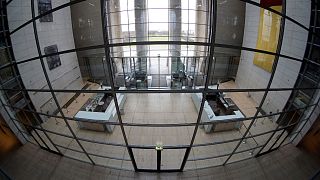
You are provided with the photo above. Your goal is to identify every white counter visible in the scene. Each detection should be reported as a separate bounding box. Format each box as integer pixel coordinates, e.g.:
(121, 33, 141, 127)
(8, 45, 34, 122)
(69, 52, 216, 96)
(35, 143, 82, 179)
(191, 92, 244, 133)
(74, 87, 127, 133)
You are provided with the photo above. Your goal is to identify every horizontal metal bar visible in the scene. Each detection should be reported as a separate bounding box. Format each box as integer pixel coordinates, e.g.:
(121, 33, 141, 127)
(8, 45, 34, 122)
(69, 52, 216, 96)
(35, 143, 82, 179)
(55, 144, 131, 161)
(6, 0, 318, 42)
(192, 122, 301, 148)
(10, 107, 302, 151)
(64, 154, 133, 171)
(77, 137, 127, 147)
(6, 100, 316, 128)
(6, 102, 315, 129)
(1, 86, 320, 94)
(188, 145, 263, 161)
(10, 118, 128, 148)
(9, 0, 86, 35)
(1, 39, 319, 72)
(241, 0, 320, 39)
(128, 144, 189, 150)
(55, 143, 84, 153)
(106, 7, 209, 15)
(235, 145, 263, 154)
(88, 153, 131, 161)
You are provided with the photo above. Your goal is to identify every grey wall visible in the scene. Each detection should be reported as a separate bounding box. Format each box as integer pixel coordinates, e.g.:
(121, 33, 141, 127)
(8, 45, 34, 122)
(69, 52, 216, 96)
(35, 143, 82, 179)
(236, 0, 311, 117)
(71, 0, 123, 82)
(215, 0, 246, 56)
(70, 0, 104, 81)
(7, 0, 83, 119)
(208, 0, 246, 83)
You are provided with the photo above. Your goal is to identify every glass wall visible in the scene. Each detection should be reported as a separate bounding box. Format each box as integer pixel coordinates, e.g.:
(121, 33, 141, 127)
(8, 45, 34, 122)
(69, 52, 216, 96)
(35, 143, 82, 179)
(0, 0, 319, 172)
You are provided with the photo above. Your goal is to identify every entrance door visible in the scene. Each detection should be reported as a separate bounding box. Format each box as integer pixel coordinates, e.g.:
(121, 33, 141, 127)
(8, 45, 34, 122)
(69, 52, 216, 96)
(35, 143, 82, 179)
(130, 146, 187, 172)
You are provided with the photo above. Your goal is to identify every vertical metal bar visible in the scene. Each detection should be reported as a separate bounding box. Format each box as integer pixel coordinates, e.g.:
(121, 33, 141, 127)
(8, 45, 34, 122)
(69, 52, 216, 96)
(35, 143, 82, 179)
(193, 57, 198, 86)
(0, 1, 28, 144)
(158, 55, 160, 87)
(285, 90, 320, 146)
(126, 0, 132, 59)
(167, 0, 170, 59)
(276, 94, 320, 149)
(133, 57, 136, 73)
(28, 128, 44, 147)
(101, 56, 109, 85)
(32, 128, 50, 149)
(279, 1, 320, 147)
(224, 0, 286, 163)
(157, 150, 161, 172)
(167, 57, 169, 74)
(180, 0, 217, 171)
(100, 0, 137, 171)
(121, 58, 126, 87)
(30, 0, 94, 164)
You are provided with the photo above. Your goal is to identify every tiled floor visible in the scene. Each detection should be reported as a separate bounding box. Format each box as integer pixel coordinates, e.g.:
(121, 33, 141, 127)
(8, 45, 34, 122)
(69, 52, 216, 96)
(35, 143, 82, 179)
(29, 81, 289, 170)
(0, 143, 319, 179)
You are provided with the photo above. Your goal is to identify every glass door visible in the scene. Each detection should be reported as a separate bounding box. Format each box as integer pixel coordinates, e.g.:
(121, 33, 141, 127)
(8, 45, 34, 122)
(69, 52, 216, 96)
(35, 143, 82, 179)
(130, 146, 187, 172)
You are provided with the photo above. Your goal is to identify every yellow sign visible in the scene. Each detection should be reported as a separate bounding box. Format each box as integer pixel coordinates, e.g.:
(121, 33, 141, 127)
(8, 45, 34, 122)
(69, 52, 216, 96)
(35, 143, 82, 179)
(253, 6, 282, 73)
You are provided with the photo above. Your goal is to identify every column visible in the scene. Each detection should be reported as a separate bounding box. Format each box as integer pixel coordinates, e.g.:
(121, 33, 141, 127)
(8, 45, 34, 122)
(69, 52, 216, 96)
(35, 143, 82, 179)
(169, 0, 183, 74)
(134, 0, 148, 73)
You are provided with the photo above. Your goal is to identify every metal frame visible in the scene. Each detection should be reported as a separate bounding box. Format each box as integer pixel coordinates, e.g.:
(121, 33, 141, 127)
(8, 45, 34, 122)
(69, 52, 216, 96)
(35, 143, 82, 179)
(100, 0, 138, 171)
(29, 0, 94, 164)
(0, 0, 319, 172)
(270, 0, 320, 150)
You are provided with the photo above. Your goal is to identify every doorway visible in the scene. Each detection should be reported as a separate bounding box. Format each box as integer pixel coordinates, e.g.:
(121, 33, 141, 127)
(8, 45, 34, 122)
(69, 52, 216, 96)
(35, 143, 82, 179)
(130, 147, 187, 172)
(298, 116, 320, 158)
(0, 114, 21, 159)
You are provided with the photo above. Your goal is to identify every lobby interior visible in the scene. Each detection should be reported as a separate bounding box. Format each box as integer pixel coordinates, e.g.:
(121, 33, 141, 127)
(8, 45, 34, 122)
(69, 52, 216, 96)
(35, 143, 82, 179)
(0, 0, 320, 178)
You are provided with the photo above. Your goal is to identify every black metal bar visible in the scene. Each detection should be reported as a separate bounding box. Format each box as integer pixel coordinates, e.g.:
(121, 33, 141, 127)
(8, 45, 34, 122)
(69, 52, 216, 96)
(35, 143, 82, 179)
(224, 0, 287, 164)
(180, 0, 217, 171)
(7, 104, 305, 151)
(32, 128, 50, 149)
(277, 1, 320, 149)
(2, 86, 320, 95)
(28, 128, 44, 148)
(157, 150, 161, 172)
(30, 0, 94, 164)
(54, 143, 131, 161)
(188, 145, 263, 162)
(100, 0, 138, 171)
(239, 0, 320, 39)
(2, 41, 320, 73)
(0, 0, 49, 150)
(5, 101, 315, 128)
(281, 94, 320, 147)
(257, 0, 319, 154)
(9, 0, 87, 35)
(121, 58, 127, 87)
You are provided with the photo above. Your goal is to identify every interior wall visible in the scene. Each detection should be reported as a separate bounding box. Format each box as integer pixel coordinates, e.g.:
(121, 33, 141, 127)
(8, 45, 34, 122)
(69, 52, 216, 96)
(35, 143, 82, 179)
(7, 0, 83, 118)
(236, 0, 311, 116)
(209, 0, 246, 83)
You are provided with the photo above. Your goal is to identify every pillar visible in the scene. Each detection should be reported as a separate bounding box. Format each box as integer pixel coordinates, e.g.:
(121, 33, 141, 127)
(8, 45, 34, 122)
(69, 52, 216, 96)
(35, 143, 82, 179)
(134, 0, 148, 73)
